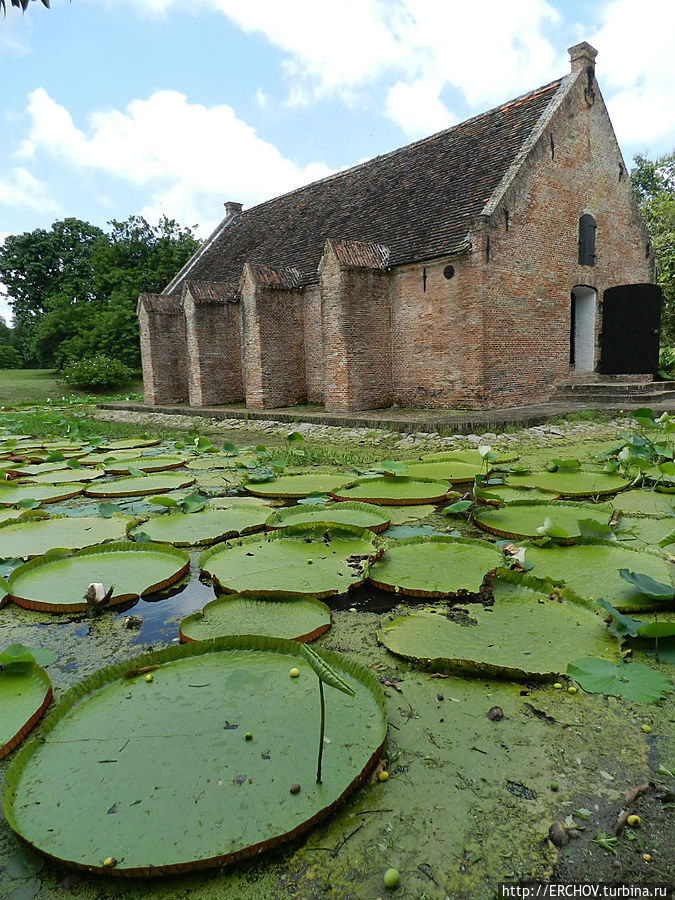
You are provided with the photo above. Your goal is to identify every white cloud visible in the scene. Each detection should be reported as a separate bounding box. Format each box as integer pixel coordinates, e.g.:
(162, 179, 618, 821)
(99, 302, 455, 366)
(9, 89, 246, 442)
(590, 0, 675, 150)
(0, 167, 57, 213)
(386, 80, 456, 138)
(19, 88, 333, 236)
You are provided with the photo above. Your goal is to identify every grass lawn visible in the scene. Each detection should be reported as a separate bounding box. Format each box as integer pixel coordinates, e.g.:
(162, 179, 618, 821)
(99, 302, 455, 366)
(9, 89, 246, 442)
(0, 368, 143, 408)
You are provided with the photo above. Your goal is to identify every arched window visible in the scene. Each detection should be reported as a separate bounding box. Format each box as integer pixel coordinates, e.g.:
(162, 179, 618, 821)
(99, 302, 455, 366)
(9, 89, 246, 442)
(578, 214, 596, 266)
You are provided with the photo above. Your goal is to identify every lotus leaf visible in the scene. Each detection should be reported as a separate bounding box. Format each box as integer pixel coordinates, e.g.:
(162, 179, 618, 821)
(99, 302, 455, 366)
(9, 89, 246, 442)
(421, 448, 519, 464)
(180, 594, 332, 642)
(199, 524, 379, 597)
(369, 535, 502, 597)
(0, 515, 133, 559)
(474, 500, 613, 542)
(377, 575, 620, 678)
(567, 657, 673, 703)
(84, 473, 196, 498)
(2, 637, 386, 875)
(0, 663, 52, 759)
(129, 504, 268, 546)
(8, 542, 190, 613)
(266, 501, 390, 533)
(523, 541, 675, 612)
(331, 476, 453, 506)
(506, 469, 632, 497)
(0, 483, 84, 506)
(104, 455, 186, 474)
(245, 473, 349, 499)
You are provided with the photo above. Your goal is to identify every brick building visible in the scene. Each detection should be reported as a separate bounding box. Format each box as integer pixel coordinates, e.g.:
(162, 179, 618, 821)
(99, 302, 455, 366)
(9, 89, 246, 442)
(138, 42, 659, 413)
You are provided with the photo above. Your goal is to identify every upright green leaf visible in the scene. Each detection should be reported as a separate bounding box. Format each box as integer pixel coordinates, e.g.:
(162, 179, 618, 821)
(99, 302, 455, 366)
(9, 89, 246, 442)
(300, 644, 356, 697)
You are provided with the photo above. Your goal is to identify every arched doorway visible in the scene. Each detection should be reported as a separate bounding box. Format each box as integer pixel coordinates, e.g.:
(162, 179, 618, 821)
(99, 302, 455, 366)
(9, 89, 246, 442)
(570, 285, 597, 372)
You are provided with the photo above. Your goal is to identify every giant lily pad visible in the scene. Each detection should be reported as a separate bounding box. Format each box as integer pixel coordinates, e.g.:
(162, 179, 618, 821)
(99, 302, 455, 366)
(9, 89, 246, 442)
(266, 501, 390, 533)
(522, 541, 675, 612)
(129, 504, 268, 546)
(199, 525, 379, 598)
(474, 500, 614, 542)
(0, 483, 84, 506)
(615, 516, 675, 552)
(3, 637, 386, 876)
(8, 542, 190, 613)
(506, 469, 632, 497)
(84, 473, 196, 498)
(78, 448, 151, 466)
(405, 459, 484, 483)
(331, 476, 453, 506)
(0, 663, 52, 759)
(180, 594, 332, 643)
(377, 574, 620, 678)
(0, 515, 133, 559)
(614, 489, 675, 517)
(104, 455, 186, 474)
(420, 448, 519, 464)
(16, 468, 103, 484)
(477, 485, 560, 503)
(369, 535, 502, 597)
(99, 438, 161, 450)
(245, 473, 348, 499)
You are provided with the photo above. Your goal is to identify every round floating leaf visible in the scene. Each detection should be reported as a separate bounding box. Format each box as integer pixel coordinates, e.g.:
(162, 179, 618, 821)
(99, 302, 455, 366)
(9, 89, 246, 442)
(474, 500, 613, 542)
(180, 594, 332, 643)
(98, 438, 161, 451)
(615, 515, 675, 551)
(11, 461, 70, 476)
(0, 644, 58, 667)
(78, 448, 150, 466)
(3, 636, 386, 876)
(104, 455, 187, 474)
(388, 505, 438, 524)
(614, 489, 675, 517)
(567, 657, 674, 703)
(199, 524, 379, 598)
(266, 501, 390, 533)
(0, 663, 52, 759)
(0, 483, 84, 506)
(478, 485, 560, 503)
(84, 472, 196, 498)
(0, 514, 133, 559)
(0, 508, 23, 525)
(17, 468, 102, 484)
(245, 473, 348, 499)
(186, 454, 254, 470)
(369, 535, 502, 597)
(523, 541, 675, 612)
(506, 469, 632, 497)
(129, 504, 268, 546)
(331, 476, 453, 506)
(377, 574, 620, 678)
(404, 459, 484, 483)
(8, 542, 190, 613)
(420, 448, 519, 464)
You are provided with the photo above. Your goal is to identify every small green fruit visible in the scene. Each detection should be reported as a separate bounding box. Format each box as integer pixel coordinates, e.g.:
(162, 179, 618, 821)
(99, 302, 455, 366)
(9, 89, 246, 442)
(103, 857, 117, 868)
(245, 732, 253, 741)
(553, 682, 563, 690)
(289, 667, 300, 678)
(567, 686, 578, 695)
(627, 814, 641, 828)
(145, 673, 153, 683)
(550, 781, 559, 792)
(378, 770, 389, 782)
(641, 724, 652, 734)
(383, 868, 400, 889)
(307, 559, 313, 564)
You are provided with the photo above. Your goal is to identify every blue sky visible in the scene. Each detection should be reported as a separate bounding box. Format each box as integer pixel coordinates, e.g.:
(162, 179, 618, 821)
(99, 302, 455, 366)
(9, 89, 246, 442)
(1, 0, 674, 324)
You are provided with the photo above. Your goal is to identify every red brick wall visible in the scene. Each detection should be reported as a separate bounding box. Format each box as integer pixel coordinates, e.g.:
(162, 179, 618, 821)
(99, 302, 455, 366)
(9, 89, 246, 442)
(303, 284, 324, 404)
(241, 268, 307, 409)
(184, 292, 245, 406)
(321, 243, 393, 412)
(138, 299, 189, 404)
(390, 255, 486, 407)
(480, 71, 655, 406)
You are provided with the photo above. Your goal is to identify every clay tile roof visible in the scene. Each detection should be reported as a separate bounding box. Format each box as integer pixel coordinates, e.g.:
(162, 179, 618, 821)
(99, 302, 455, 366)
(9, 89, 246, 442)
(183, 280, 239, 303)
(246, 264, 304, 289)
(332, 239, 390, 269)
(137, 293, 182, 314)
(166, 77, 564, 296)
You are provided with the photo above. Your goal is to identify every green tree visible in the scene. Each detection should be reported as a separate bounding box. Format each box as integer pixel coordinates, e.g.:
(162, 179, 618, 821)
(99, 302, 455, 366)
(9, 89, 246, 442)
(0, 0, 49, 12)
(631, 151, 675, 344)
(0, 345, 23, 369)
(0, 215, 199, 369)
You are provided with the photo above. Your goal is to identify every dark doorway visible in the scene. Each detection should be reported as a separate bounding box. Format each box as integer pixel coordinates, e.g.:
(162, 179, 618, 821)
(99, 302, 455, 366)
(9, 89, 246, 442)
(599, 284, 662, 374)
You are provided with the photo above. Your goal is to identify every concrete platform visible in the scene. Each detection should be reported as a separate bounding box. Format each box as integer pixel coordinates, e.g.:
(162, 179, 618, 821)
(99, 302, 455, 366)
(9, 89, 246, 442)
(97, 395, 675, 436)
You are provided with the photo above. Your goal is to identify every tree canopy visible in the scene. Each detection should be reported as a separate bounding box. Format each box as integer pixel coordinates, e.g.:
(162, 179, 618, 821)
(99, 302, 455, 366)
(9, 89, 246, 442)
(631, 151, 675, 345)
(0, 216, 200, 369)
(0, 0, 49, 13)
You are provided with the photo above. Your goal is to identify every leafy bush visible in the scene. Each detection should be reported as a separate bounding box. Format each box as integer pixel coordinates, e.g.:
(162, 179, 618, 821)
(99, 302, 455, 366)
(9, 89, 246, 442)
(0, 345, 23, 368)
(60, 355, 134, 390)
(658, 346, 675, 379)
